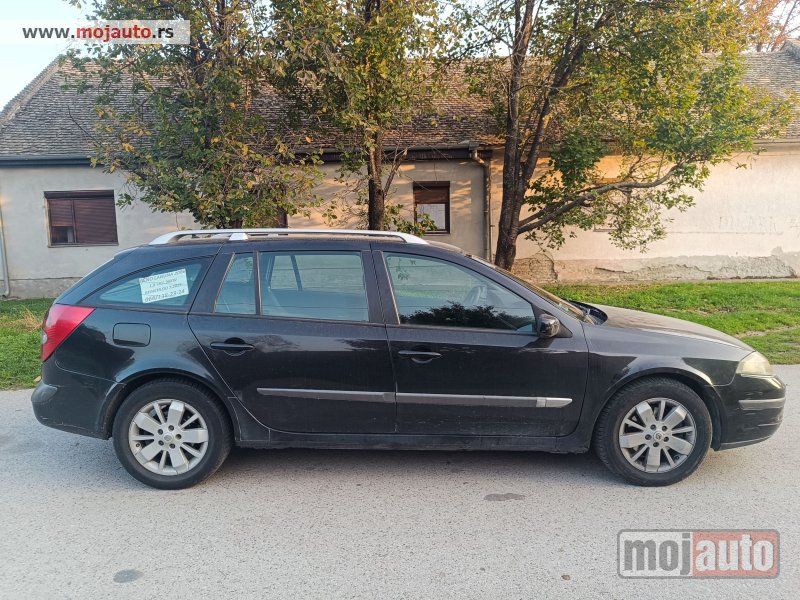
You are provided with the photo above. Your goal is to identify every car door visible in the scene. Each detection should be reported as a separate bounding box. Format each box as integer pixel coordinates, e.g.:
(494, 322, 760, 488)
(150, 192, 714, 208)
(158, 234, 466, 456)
(374, 246, 589, 437)
(189, 241, 396, 434)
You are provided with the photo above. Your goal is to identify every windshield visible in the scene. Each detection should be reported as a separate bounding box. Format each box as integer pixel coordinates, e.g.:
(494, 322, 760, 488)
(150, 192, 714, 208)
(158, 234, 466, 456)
(468, 256, 587, 320)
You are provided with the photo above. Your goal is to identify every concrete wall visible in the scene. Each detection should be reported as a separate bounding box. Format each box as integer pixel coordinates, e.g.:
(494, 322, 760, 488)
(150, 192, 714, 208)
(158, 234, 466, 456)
(0, 166, 195, 298)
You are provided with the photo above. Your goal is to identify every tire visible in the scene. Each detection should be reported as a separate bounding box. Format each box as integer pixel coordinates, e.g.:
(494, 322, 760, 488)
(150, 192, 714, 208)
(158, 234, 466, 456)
(112, 379, 232, 490)
(593, 377, 712, 486)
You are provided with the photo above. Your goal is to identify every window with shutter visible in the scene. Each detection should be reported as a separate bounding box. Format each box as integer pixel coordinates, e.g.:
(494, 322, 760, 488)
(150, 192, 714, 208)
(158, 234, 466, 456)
(45, 191, 118, 246)
(413, 182, 450, 233)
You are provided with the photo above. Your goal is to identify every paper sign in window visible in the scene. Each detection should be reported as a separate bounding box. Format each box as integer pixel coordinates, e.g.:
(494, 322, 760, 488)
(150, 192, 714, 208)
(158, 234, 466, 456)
(139, 268, 189, 303)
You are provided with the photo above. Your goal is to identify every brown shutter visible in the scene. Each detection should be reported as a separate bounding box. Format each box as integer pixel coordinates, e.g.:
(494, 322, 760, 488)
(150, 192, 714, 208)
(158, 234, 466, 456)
(48, 199, 75, 227)
(413, 186, 449, 204)
(73, 197, 118, 244)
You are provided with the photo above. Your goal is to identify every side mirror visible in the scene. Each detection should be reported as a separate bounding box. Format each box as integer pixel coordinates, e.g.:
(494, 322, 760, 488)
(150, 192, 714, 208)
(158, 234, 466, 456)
(537, 314, 561, 338)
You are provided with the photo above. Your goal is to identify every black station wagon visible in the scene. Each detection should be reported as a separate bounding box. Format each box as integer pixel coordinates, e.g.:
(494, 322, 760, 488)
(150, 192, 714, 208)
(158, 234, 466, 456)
(32, 229, 786, 489)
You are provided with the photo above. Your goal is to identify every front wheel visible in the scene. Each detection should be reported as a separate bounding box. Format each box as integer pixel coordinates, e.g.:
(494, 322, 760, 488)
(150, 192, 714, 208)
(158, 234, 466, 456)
(112, 379, 232, 490)
(593, 378, 712, 486)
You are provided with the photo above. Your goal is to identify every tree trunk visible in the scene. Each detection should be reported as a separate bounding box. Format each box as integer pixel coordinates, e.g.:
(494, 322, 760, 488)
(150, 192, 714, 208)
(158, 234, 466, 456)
(494, 222, 518, 270)
(366, 143, 385, 230)
(363, 2, 385, 231)
(367, 178, 386, 230)
(494, 181, 522, 269)
(492, 0, 536, 270)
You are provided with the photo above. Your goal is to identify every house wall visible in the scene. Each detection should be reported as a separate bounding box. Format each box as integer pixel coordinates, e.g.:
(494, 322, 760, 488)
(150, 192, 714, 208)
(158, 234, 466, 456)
(297, 145, 800, 283)
(494, 144, 800, 282)
(289, 160, 489, 257)
(0, 166, 195, 298)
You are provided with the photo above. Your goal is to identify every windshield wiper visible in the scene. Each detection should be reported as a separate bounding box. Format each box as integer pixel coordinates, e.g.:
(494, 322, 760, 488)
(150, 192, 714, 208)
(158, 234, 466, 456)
(567, 300, 594, 322)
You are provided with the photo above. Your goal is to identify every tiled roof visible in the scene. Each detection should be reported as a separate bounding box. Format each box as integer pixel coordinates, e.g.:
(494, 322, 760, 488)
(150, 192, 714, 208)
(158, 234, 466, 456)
(741, 40, 800, 139)
(0, 59, 500, 158)
(1, 42, 799, 158)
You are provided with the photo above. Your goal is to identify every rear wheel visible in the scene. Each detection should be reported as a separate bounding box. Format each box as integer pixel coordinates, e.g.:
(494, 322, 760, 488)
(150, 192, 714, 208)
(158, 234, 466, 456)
(594, 378, 712, 486)
(112, 380, 232, 489)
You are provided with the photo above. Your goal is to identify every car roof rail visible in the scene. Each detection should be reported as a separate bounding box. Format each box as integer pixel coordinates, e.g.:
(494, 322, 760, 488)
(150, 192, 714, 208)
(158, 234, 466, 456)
(148, 228, 429, 246)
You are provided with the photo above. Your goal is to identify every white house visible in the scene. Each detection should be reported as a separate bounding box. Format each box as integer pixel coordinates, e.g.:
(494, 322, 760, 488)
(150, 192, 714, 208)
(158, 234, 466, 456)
(1, 42, 799, 298)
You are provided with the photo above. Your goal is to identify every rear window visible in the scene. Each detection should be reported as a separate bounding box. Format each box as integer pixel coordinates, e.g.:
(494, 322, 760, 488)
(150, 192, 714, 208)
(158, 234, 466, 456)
(87, 258, 210, 309)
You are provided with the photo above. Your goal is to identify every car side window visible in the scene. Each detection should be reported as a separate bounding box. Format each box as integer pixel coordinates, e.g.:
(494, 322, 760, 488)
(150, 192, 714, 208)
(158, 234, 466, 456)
(92, 259, 208, 309)
(214, 254, 256, 315)
(259, 251, 369, 322)
(269, 254, 300, 290)
(385, 253, 536, 331)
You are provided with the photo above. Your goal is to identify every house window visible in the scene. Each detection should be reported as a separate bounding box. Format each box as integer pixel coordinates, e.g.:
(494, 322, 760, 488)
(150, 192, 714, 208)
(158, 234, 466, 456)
(45, 191, 118, 246)
(413, 182, 450, 233)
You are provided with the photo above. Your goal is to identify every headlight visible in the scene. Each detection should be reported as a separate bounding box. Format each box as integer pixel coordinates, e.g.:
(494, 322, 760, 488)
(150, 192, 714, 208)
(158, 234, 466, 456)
(736, 352, 774, 378)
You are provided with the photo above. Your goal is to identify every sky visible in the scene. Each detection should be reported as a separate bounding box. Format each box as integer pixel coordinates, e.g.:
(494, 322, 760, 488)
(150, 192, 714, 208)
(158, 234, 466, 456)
(0, 0, 87, 110)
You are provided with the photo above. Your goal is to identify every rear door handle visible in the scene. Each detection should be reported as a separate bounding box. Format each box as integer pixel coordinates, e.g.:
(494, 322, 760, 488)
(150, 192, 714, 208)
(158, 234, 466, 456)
(210, 340, 254, 354)
(398, 350, 442, 364)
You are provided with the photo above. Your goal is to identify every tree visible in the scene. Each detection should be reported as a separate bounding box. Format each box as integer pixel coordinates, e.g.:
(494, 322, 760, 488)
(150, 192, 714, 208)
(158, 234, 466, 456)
(270, 0, 454, 230)
(741, 1, 800, 51)
(461, 0, 790, 269)
(66, 0, 320, 228)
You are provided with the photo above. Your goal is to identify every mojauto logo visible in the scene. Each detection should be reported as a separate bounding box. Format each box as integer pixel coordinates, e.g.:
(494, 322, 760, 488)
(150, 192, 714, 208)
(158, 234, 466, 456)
(618, 530, 779, 578)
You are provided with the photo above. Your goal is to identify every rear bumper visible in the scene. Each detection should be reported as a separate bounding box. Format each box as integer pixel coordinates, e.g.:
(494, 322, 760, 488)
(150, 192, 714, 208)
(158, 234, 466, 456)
(715, 374, 785, 450)
(31, 362, 120, 439)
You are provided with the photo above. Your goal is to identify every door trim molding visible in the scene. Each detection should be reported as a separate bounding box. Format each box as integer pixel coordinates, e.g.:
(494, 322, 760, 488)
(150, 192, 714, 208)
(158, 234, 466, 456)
(397, 393, 571, 408)
(256, 388, 572, 408)
(256, 388, 395, 403)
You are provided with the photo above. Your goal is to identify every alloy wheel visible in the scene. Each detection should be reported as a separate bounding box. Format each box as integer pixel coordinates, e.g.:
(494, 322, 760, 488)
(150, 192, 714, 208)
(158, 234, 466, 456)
(127, 399, 209, 475)
(617, 397, 697, 473)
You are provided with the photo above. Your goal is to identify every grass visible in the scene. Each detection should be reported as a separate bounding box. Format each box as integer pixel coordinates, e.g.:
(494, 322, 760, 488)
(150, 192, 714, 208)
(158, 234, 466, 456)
(549, 280, 800, 364)
(0, 280, 797, 389)
(0, 298, 51, 390)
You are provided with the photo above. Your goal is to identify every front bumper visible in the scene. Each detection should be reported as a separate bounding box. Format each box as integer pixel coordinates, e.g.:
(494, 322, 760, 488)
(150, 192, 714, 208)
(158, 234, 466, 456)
(714, 374, 785, 450)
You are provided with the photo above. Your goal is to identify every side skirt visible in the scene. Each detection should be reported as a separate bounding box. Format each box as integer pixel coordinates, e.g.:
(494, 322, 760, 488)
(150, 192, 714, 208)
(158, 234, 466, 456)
(237, 430, 589, 453)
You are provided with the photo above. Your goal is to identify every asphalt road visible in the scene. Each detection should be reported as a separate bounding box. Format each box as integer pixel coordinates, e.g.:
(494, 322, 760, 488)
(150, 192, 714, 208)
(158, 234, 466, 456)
(1, 366, 798, 599)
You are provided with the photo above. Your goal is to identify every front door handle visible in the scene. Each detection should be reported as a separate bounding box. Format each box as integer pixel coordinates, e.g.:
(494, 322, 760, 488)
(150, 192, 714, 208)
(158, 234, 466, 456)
(398, 350, 442, 364)
(210, 339, 254, 355)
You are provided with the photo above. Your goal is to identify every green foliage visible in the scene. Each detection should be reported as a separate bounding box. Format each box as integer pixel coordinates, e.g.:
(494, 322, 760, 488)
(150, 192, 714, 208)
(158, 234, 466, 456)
(272, 0, 450, 141)
(270, 0, 457, 230)
(460, 0, 792, 266)
(65, 0, 322, 228)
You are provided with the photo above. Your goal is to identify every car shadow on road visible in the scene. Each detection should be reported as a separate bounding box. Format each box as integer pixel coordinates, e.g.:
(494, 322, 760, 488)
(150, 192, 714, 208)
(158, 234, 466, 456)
(217, 445, 626, 487)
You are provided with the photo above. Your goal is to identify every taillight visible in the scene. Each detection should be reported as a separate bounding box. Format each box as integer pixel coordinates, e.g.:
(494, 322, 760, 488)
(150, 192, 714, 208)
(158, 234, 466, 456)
(41, 304, 94, 361)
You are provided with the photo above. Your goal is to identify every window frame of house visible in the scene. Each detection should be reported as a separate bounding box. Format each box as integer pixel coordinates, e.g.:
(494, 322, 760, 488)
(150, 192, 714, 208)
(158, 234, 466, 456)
(413, 181, 451, 234)
(45, 190, 119, 247)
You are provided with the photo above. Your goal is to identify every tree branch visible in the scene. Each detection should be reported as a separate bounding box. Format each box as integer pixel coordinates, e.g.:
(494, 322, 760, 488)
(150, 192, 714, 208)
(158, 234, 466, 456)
(518, 163, 684, 233)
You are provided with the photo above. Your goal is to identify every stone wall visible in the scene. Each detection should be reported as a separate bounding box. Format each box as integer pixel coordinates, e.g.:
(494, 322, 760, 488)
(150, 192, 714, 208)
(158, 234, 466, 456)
(511, 251, 800, 284)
